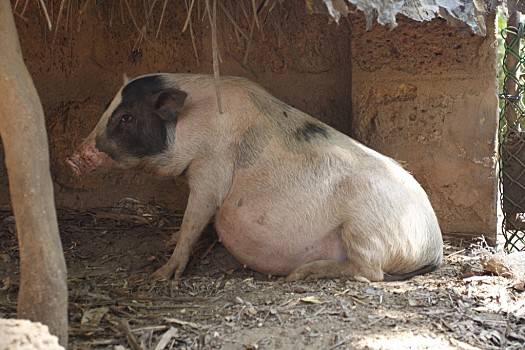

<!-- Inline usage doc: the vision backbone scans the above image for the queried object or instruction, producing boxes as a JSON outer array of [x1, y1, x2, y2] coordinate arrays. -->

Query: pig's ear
[[154, 88, 187, 122], [122, 73, 130, 85]]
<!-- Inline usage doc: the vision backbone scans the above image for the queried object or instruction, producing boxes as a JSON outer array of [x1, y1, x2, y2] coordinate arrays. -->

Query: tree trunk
[[0, 0, 68, 346]]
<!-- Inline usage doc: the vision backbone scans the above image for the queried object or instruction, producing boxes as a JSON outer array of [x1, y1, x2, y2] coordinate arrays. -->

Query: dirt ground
[[0, 200, 524, 350]]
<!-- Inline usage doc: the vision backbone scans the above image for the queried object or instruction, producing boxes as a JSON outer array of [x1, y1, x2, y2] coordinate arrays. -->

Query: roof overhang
[[310, 0, 504, 36]]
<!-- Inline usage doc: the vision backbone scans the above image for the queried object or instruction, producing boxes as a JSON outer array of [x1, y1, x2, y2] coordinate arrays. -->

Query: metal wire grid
[[499, 22, 525, 251]]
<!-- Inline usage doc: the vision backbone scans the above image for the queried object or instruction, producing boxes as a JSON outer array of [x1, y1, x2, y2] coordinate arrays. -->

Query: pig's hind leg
[[286, 260, 352, 281], [285, 259, 384, 282], [286, 223, 385, 282]]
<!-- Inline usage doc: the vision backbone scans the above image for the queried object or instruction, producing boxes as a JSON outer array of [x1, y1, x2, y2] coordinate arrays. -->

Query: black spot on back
[[294, 122, 329, 142]]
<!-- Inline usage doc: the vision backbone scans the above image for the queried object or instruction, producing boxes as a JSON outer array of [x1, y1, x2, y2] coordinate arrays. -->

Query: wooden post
[[0, 0, 68, 346]]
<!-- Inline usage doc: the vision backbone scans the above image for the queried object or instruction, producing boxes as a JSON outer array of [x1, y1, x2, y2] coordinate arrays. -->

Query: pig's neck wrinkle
[[144, 123, 211, 178], [144, 150, 192, 178]]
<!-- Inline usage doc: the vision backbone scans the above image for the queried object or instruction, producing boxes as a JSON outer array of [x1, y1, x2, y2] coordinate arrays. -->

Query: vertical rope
[[206, 0, 223, 114]]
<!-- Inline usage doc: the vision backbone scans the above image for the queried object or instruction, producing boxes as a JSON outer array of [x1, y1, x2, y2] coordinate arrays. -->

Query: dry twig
[[52, 0, 67, 44], [219, 2, 249, 40], [251, 0, 261, 29], [184, 0, 200, 64], [119, 319, 144, 350], [182, 0, 196, 32], [153, 327, 178, 350], [155, 0, 169, 39], [37, 0, 53, 30], [78, 0, 92, 16]]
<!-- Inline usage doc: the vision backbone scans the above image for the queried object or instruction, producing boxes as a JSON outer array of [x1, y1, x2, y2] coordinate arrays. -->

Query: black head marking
[[294, 122, 329, 142], [154, 88, 187, 121], [96, 75, 187, 159]]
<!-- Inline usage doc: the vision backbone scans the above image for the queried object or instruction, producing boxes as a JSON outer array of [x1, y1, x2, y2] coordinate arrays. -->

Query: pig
[[67, 73, 443, 282]]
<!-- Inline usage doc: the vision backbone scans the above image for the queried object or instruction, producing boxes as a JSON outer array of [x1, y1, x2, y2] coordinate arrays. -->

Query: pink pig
[[67, 73, 443, 282]]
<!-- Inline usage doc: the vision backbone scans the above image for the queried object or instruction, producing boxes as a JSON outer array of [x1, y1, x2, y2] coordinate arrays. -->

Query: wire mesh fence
[[499, 19, 525, 252]]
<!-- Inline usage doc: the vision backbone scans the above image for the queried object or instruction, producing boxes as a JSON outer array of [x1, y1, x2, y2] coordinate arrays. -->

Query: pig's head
[[67, 74, 187, 176]]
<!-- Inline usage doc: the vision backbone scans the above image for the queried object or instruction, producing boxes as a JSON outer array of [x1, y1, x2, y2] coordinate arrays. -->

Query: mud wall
[[0, 1, 352, 210], [350, 15, 498, 239], [0, 1, 498, 240]]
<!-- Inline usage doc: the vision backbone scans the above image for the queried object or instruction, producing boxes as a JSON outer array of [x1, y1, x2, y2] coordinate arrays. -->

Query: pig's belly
[[215, 196, 347, 276]]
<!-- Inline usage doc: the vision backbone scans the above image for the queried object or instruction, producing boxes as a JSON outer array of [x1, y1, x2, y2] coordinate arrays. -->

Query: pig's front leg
[[166, 217, 215, 248], [152, 190, 217, 281], [166, 230, 181, 248]]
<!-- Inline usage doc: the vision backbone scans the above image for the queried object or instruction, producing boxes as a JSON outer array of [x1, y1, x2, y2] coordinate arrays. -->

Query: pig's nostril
[[66, 158, 82, 176], [65, 143, 112, 177], [85, 156, 97, 167]]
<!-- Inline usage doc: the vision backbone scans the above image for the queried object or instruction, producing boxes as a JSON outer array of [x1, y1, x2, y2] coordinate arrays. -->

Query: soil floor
[[0, 200, 524, 350]]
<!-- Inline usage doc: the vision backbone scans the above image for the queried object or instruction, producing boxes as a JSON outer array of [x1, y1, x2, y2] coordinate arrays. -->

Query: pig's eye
[[120, 114, 134, 124]]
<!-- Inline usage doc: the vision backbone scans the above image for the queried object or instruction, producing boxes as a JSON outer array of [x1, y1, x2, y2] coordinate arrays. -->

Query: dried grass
[[13, 0, 279, 58], [12, 0, 282, 113]]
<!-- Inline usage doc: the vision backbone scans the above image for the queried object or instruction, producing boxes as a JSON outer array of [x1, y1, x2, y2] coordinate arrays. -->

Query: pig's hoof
[[285, 270, 306, 282], [166, 230, 181, 248], [151, 264, 175, 281], [286, 264, 325, 281], [353, 275, 371, 284]]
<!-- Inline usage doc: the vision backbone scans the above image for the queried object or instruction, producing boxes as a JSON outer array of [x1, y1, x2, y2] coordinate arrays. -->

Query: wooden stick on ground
[[153, 327, 178, 350], [119, 319, 144, 350]]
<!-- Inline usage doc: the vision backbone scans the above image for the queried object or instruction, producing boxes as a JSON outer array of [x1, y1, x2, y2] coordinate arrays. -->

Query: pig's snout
[[66, 140, 112, 176]]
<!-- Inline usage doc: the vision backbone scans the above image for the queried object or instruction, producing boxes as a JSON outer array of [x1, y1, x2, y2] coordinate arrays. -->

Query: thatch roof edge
[[318, 0, 500, 36]]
